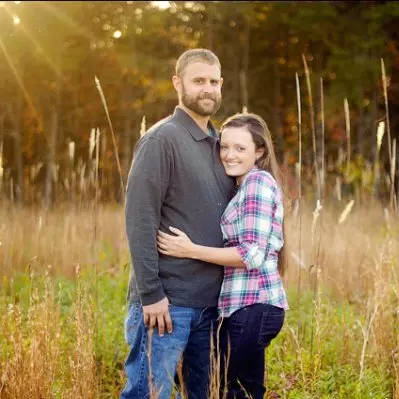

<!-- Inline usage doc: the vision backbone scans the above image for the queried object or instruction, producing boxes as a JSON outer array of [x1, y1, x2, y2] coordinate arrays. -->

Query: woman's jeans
[[220, 303, 285, 399], [120, 302, 219, 399]]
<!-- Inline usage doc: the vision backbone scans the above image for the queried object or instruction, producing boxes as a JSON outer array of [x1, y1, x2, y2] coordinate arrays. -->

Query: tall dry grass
[[0, 204, 128, 278], [0, 201, 398, 398]]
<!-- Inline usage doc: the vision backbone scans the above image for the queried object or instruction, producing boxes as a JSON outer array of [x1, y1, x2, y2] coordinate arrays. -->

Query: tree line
[[0, 1, 398, 208]]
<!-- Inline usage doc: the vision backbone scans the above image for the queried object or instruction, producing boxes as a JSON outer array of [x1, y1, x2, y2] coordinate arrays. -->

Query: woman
[[157, 113, 289, 399]]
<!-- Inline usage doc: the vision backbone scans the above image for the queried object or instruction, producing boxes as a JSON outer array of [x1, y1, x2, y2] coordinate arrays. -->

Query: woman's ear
[[256, 147, 265, 161]]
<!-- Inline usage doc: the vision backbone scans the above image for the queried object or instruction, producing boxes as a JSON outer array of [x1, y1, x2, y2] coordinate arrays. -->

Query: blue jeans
[[220, 303, 285, 399], [120, 302, 219, 399]]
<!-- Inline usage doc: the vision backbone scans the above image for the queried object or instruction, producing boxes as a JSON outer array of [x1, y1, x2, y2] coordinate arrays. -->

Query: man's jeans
[[219, 303, 285, 399], [120, 302, 219, 399]]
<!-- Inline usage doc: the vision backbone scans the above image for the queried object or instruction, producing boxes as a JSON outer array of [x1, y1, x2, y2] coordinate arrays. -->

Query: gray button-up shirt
[[125, 107, 234, 307]]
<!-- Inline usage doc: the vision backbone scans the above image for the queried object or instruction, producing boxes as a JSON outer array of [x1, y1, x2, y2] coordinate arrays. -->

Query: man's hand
[[142, 297, 173, 337]]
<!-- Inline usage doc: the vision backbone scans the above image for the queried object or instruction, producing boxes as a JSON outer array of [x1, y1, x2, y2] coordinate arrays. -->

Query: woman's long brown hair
[[221, 113, 288, 277]]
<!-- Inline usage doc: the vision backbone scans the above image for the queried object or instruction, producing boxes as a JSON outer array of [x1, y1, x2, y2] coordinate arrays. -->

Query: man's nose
[[203, 80, 214, 93]]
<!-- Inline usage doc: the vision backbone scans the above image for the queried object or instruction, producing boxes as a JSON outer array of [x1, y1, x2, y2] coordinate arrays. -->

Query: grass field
[[0, 201, 398, 398]]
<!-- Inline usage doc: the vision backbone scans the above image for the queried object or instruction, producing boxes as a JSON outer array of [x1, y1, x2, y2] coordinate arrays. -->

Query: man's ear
[[172, 75, 181, 93], [220, 77, 224, 89]]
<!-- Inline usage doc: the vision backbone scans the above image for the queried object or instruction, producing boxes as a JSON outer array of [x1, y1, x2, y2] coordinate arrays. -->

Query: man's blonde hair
[[175, 49, 221, 78]]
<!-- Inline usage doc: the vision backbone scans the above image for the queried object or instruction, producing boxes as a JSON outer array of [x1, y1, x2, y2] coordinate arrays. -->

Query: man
[[121, 49, 234, 399]]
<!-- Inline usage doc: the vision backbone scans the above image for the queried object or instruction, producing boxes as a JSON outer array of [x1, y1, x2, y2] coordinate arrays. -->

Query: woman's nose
[[225, 150, 235, 159]]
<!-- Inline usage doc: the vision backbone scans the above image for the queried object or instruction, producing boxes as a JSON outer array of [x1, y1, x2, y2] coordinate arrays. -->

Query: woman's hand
[[157, 227, 197, 258]]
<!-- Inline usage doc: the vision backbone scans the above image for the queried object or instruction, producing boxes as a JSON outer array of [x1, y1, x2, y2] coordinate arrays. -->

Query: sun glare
[[151, 1, 170, 10], [13, 15, 20, 25], [113, 30, 122, 39]]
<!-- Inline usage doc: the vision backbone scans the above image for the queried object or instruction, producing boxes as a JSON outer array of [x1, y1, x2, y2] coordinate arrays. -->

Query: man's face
[[176, 62, 223, 117]]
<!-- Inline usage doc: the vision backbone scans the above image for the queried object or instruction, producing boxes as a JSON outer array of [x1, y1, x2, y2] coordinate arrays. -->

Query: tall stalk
[[302, 54, 321, 202], [381, 59, 392, 164], [344, 98, 351, 181], [320, 78, 325, 199], [381, 59, 397, 211], [94, 76, 125, 200], [390, 139, 397, 211], [295, 72, 303, 343]]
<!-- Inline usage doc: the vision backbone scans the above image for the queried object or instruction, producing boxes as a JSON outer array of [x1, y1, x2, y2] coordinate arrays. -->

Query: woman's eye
[[237, 147, 246, 152]]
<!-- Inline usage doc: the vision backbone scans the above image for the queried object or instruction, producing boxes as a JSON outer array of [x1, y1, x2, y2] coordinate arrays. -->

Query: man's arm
[[125, 134, 173, 335]]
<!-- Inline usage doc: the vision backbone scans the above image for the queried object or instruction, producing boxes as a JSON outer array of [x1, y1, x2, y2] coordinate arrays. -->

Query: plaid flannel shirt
[[218, 166, 289, 318]]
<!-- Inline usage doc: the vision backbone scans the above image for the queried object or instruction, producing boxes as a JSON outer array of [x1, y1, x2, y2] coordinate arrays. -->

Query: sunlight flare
[[113, 30, 122, 39], [0, 38, 38, 118]]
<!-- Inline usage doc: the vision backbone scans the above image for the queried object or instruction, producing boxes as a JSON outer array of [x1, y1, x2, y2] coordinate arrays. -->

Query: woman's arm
[[157, 172, 281, 270], [157, 227, 246, 268]]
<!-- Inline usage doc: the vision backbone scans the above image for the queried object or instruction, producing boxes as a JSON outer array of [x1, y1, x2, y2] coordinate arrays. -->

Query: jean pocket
[[229, 306, 251, 328], [257, 305, 285, 347], [125, 303, 142, 346]]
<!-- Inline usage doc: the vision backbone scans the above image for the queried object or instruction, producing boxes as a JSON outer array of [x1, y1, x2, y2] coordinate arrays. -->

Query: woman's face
[[220, 126, 264, 184]]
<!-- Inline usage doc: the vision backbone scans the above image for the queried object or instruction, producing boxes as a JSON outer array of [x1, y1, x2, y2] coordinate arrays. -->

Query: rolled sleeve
[[237, 174, 276, 271]]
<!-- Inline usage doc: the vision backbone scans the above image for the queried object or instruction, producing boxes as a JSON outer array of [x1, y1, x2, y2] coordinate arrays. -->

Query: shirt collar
[[237, 166, 261, 188], [173, 106, 218, 141]]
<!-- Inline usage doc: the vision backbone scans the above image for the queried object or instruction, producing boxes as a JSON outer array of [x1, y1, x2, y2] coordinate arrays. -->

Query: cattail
[[338, 199, 355, 224]]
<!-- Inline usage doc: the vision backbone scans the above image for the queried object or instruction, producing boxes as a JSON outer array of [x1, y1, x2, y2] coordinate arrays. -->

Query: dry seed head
[[338, 199, 355, 224], [377, 121, 385, 154], [311, 199, 323, 237], [390, 139, 396, 181], [69, 141, 75, 164], [53, 164, 59, 182], [140, 116, 146, 137], [89, 128, 96, 159], [295, 162, 301, 179], [38, 216, 43, 232]]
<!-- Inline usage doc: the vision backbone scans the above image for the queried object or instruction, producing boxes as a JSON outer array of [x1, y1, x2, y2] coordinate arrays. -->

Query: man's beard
[[181, 86, 222, 117]]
